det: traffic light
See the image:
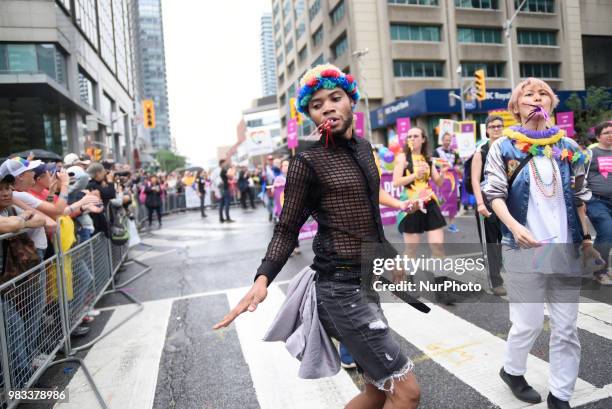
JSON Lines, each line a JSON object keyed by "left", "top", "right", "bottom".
{"left": 474, "top": 69, "right": 486, "bottom": 102}
{"left": 143, "top": 99, "right": 156, "bottom": 129}
{"left": 93, "top": 148, "right": 102, "bottom": 161}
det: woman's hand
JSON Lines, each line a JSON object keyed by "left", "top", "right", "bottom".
{"left": 581, "top": 242, "right": 605, "bottom": 268}
{"left": 509, "top": 224, "right": 540, "bottom": 248}
{"left": 477, "top": 203, "right": 491, "bottom": 218}
{"left": 415, "top": 163, "right": 426, "bottom": 179}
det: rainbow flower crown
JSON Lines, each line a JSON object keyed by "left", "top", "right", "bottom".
{"left": 296, "top": 64, "right": 360, "bottom": 115}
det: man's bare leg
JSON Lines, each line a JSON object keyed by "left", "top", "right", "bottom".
{"left": 383, "top": 372, "right": 420, "bottom": 409}
{"left": 345, "top": 383, "right": 386, "bottom": 409}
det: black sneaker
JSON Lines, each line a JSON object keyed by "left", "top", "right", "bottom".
{"left": 219, "top": 218, "right": 225, "bottom": 223}
{"left": 226, "top": 219, "right": 235, "bottom": 223}
{"left": 547, "top": 393, "right": 571, "bottom": 409}
{"left": 499, "top": 367, "right": 542, "bottom": 403}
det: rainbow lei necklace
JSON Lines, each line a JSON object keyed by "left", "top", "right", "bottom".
{"left": 504, "top": 126, "right": 588, "bottom": 165}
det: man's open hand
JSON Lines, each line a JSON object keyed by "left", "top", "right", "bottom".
{"left": 213, "top": 275, "right": 268, "bottom": 329}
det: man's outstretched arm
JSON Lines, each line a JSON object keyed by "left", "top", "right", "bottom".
{"left": 213, "top": 155, "right": 314, "bottom": 329}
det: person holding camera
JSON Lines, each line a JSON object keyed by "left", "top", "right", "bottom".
{"left": 86, "top": 163, "right": 117, "bottom": 237}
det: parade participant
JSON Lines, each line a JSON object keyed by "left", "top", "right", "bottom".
{"left": 214, "top": 63, "right": 421, "bottom": 409}
{"left": 433, "top": 132, "right": 461, "bottom": 232}
{"left": 585, "top": 121, "right": 612, "bottom": 285}
{"left": 393, "top": 127, "right": 455, "bottom": 304}
{"left": 196, "top": 170, "right": 208, "bottom": 218}
{"left": 272, "top": 160, "right": 288, "bottom": 223}
{"left": 482, "top": 78, "right": 603, "bottom": 409}
{"left": 217, "top": 160, "right": 234, "bottom": 223}
{"left": 144, "top": 175, "right": 165, "bottom": 229}
{"left": 264, "top": 155, "right": 277, "bottom": 222}
{"left": 272, "top": 159, "right": 301, "bottom": 255}
{"left": 470, "top": 115, "right": 506, "bottom": 296}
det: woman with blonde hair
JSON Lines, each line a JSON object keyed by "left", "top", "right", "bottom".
{"left": 482, "top": 77, "right": 603, "bottom": 409}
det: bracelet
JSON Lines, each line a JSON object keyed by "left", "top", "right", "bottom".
{"left": 582, "top": 234, "right": 592, "bottom": 241}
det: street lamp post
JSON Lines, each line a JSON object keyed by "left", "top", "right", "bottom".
{"left": 457, "top": 66, "right": 466, "bottom": 121}
{"left": 352, "top": 48, "right": 372, "bottom": 142}
{"left": 449, "top": 66, "right": 468, "bottom": 121}
{"left": 504, "top": 0, "right": 528, "bottom": 89}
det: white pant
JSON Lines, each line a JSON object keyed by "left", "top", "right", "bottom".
{"left": 503, "top": 273, "right": 581, "bottom": 401}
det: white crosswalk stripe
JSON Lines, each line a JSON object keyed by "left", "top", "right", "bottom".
{"left": 66, "top": 285, "right": 612, "bottom": 408}
{"left": 383, "top": 301, "right": 607, "bottom": 408}
{"left": 227, "top": 285, "right": 359, "bottom": 409}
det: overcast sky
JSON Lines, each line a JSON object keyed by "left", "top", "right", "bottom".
{"left": 162, "top": 0, "right": 272, "bottom": 167}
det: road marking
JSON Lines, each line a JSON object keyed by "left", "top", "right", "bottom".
{"left": 382, "top": 301, "right": 607, "bottom": 409}
{"left": 55, "top": 300, "right": 173, "bottom": 409}
{"left": 227, "top": 284, "right": 359, "bottom": 409}
{"left": 578, "top": 297, "right": 612, "bottom": 325}
{"left": 543, "top": 299, "right": 612, "bottom": 340}
{"left": 93, "top": 280, "right": 294, "bottom": 312}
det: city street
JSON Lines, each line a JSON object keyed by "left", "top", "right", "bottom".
{"left": 28, "top": 207, "right": 612, "bottom": 409}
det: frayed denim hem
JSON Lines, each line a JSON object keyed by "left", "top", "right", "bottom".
{"left": 362, "top": 359, "right": 414, "bottom": 393}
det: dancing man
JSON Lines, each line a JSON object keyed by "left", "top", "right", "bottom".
{"left": 214, "top": 64, "right": 421, "bottom": 409}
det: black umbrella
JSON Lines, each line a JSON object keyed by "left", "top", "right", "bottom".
{"left": 10, "top": 149, "right": 62, "bottom": 162}
{"left": 185, "top": 166, "right": 204, "bottom": 173}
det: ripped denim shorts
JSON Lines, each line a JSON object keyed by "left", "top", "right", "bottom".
{"left": 315, "top": 275, "right": 413, "bottom": 392}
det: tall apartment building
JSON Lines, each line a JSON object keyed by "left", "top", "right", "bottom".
{"left": 136, "top": 0, "right": 172, "bottom": 152}
{"left": 0, "top": 0, "right": 140, "bottom": 162}
{"left": 272, "top": 0, "right": 612, "bottom": 142}
{"left": 261, "top": 13, "right": 278, "bottom": 97}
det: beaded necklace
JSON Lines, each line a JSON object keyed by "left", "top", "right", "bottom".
{"left": 529, "top": 158, "right": 558, "bottom": 198}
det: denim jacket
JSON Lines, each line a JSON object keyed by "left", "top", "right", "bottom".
{"left": 481, "top": 136, "right": 591, "bottom": 246}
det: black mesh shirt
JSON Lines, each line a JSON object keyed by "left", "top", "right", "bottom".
{"left": 255, "top": 135, "right": 387, "bottom": 284}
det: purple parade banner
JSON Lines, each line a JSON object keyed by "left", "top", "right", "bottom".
{"left": 298, "top": 220, "right": 318, "bottom": 241}
{"left": 273, "top": 174, "right": 318, "bottom": 240}
{"left": 461, "top": 122, "right": 474, "bottom": 134}
{"left": 380, "top": 172, "right": 402, "bottom": 225}
{"left": 354, "top": 112, "right": 365, "bottom": 138}
{"left": 287, "top": 118, "right": 298, "bottom": 149}
{"left": 429, "top": 168, "right": 459, "bottom": 219}
{"left": 396, "top": 117, "right": 411, "bottom": 145}
{"left": 556, "top": 112, "right": 575, "bottom": 138}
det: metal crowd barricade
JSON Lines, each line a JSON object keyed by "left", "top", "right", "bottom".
{"left": 0, "top": 230, "right": 108, "bottom": 408}
{"left": 0, "top": 218, "right": 154, "bottom": 407}
{"left": 68, "top": 235, "right": 151, "bottom": 354}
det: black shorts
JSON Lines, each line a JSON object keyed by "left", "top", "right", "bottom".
{"left": 315, "top": 277, "right": 413, "bottom": 390}
{"left": 398, "top": 200, "right": 446, "bottom": 234}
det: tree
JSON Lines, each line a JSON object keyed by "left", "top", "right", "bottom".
{"left": 565, "top": 86, "right": 612, "bottom": 143}
{"left": 155, "top": 149, "right": 186, "bottom": 172}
